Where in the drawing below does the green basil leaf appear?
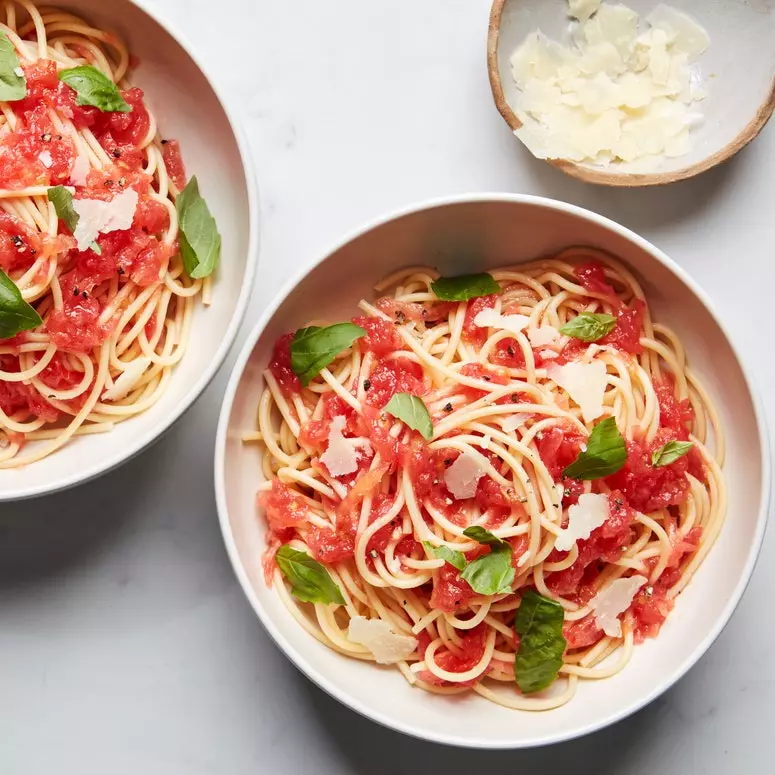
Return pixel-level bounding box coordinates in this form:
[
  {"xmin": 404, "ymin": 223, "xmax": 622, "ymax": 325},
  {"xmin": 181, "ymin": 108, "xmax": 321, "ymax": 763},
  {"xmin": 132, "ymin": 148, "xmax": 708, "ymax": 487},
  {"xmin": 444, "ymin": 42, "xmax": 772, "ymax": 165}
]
[
  {"xmin": 563, "ymin": 417, "xmax": 627, "ymax": 480},
  {"xmin": 463, "ymin": 525, "xmax": 505, "ymax": 546},
  {"xmin": 176, "ymin": 176, "xmax": 221, "ymax": 279},
  {"xmin": 47, "ymin": 186, "xmax": 101, "ymax": 255},
  {"xmin": 514, "ymin": 589, "xmax": 566, "ymax": 694},
  {"xmin": 431, "ymin": 272, "xmax": 500, "ymax": 301},
  {"xmin": 58, "ymin": 65, "xmax": 131, "ymax": 112},
  {"xmin": 0, "ymin": 32, "xmax": 26, "ymax": 102},
  {"xmin": 460, "ymin": 526, "xmax": 515, "ymax": 595},
  {"xmin": 385, "ymin": 393, "xmax": 433, "ymax": 440},
  {"xmin": 423, "ymin": 541, "xmax": 466, "ymax": 571},
  {"xmin": 652, "ymin": 439, "xmax": 694, "ymax": 467},
  {"xmin": 0, "ymin": 268, "xmax": 42, "ymax": 338},
  {"xmin": 290, "ymin": 323, "xmax": 366, "ymax": 386},
  {"xmin": 559, "ymin": 312, "xmax": 617, "ymax": 343},
  {"xmin": 275, "ymin": 545, "xmax": 345, "ymax": 605}
]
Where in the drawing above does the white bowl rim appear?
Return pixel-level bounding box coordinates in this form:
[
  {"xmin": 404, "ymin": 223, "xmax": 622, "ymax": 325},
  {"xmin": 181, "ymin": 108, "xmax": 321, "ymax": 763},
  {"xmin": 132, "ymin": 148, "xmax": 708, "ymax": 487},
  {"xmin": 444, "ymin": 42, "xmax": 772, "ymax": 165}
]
[
  {"xmin": 214, "ymin": 192, "xmax": 770, "ymax": 749},
  {"xmin": 1, "ymin": 0, "xmax": 261, "ymax": 502}
]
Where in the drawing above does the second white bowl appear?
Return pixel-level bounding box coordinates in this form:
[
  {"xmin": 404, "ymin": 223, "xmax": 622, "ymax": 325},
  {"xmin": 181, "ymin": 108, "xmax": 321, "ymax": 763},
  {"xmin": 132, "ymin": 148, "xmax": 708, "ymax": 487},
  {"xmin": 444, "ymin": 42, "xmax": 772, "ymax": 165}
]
[{"xmin": 215, "ymin": 195, "xmax": 768, "ymax": 748}]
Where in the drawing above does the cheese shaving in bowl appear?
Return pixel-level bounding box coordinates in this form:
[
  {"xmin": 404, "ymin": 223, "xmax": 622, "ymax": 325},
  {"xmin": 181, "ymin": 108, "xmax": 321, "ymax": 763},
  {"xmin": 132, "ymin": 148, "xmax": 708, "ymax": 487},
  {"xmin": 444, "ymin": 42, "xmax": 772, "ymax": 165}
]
[{"xmin": 510, "ymin": 0, "xmax": 710, "ymax": 168}]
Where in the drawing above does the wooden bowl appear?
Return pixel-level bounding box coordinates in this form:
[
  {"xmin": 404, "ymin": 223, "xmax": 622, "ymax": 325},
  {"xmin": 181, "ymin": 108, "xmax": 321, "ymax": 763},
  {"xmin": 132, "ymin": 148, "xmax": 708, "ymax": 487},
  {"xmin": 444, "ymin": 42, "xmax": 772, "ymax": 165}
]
[{"xmin": 487, "ymin": 0, "xmax": 775, "ymax": 187}]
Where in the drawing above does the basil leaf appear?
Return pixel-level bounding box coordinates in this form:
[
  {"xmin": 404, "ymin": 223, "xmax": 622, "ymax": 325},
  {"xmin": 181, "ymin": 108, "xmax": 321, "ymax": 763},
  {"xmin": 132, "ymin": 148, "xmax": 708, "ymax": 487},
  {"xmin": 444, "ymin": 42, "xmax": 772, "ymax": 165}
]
[
  {"xmin": 290, "ymin": 323, "xmax": 366, "ymax": 386},
  {"xmin": 563, "ymin": 417, "xmax": 627, "ymax": 480},
  {"xmin": 514, "ymin": 589, "xmax": 566, "ymax": 694},
  {"xmin": 423, "ymin": 541, "xmax": 466, "ymax": 571},
  {"xmin": 176, "ymin": 176, "xmax": 221, "ymax": 279},
  {"xmin": 385, "ymin": 393, "xmax": 433, "ymax": 440},
  {"xmin": 0, "ymin": 32, "xmax": 26, "ymax": 102},
  {"xmin": 460, "ymin": 526, "xmax": 515, "ymax": 595},
  {"xmin": 0, "ymin": 268, "xmax": 42, "ymax": 338},
  {"xmin": 275, "ymin": 545, "xmax": 345, "ymax": 605},
  {"xmin": 431, "ymin": 273, "xmax": 500, "ymax": 301},
  {"xmin": 58, "ymin": 65, "xmax": 131, "ymax": 112},
  {"xmin": 652, "ymin": 440, "xmax": 694, "ymax": 467},
  {"xmin": 47, "ymin": 186, "xmax": 101, "ymax": 255},
  {"xmin": 559, "ymin": 312, "xmax": 617, "ymax": 343}
]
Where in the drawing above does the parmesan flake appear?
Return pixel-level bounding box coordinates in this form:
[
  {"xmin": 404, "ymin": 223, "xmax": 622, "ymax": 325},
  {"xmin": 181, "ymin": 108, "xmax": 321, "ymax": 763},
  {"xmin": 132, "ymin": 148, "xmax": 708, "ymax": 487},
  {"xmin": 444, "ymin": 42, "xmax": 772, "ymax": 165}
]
[
  {"xmin": 320, "ymin": 416, "xmax": 372, "ymax": 478},
  {"xmin": 502, "ymin": 413, "xmax": 530, "ymax": 432},
  {"xmin": 591, "ymin": 575, "xmax": 648, "ymax": 637},
  {"xmin": 555, "ymin": 492, "xmax": 609, "ymax": 552},
  {"xmin": 474, "ymin": 308, "xmax": 530, "ymax": 336},
  {"xmin": 38, "ymin": 150, "xmax": 53, "ymax": 169},
  {"xmin": 102, "ymin": 358, "xmax": 151, "ymax": 402},
  {"xmin": 527, "ymin": 325, "xmax": 560, "ymax": 348},
  {"xmin": 72, "ymin": 188, "xmax": 139, "ymax": 252},
  {"xmin": 70, "ymin": 154, "xmax": 90, "ymax": 187},
  {"xmin": 444, "ymin": 452, "xmax": 487, "ymax": 500},
  {"xmin": 547, "ymin": 360, "xmax": 608, "ymax": 422},
  {"xmin": 348, "ymin": 616, "xmax": 417, "ymax": 664}
]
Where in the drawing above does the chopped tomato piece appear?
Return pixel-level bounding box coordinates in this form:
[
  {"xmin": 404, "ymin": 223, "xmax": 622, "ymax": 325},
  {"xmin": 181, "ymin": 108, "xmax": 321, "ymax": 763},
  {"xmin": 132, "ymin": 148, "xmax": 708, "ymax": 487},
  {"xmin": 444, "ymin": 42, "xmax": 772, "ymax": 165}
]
[
  {"xmin": 161, "ymin": 139, "xmax": 187, "ymax": 191},
  {"xmin": 462, "ymin": 295, "xmax": 497, "ymax": 348},
  {"xmin": 0, "ymin": 357, "xmax": 58, "ymax": 422},
  {"xmin": 364, "ymin": 357, "xmax": 425, "ymax": 409},
  {"xmin": 268, "ymin": 332, "xmax": 301, "ymax": 396},
  {"xmin": 259, "ymin": 480, "xmax": 310, "ymax": 534},
  {"xmin": 575, "ymin": 262, "xmax": 617, "ymax": 299},
  {"xmin": 352, "ymin": 316, "xmax": 402, "ymax": 357}
]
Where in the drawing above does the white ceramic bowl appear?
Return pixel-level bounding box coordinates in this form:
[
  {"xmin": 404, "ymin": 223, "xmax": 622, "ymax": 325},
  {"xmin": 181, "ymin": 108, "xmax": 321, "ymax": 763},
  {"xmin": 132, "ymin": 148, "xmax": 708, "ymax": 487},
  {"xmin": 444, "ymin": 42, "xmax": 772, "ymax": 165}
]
[
  {"xmin": 215, "ymin": 195, "xmax": 768, "ymax": 748},
  {"xmin": 488, "ymin": 0, "xmax": 775, "ymax": 186},
  {"xmin": 0, "ymin": 0, "xmax": 259, "ymax": 501}
]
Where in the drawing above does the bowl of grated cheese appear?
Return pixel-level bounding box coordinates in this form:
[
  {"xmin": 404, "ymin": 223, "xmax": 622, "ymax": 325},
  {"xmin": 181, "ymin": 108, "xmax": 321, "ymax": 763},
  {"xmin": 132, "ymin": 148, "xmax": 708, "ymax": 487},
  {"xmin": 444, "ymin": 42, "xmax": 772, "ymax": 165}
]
[{"xmin": 487, "ymin": 0, "xmax": 775, "ymax": 186}]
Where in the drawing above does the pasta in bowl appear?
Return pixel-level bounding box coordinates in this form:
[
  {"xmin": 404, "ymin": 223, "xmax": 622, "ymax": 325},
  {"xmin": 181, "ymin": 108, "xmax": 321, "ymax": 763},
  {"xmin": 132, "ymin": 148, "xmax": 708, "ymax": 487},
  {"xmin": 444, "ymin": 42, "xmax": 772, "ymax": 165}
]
[
  {"xmin": 0, "ymin": 0, "xmax": 257, "ymax": 499},
  {"xmin": 216, "ymin": 196, "xmax": 767, "ymax": 747}
]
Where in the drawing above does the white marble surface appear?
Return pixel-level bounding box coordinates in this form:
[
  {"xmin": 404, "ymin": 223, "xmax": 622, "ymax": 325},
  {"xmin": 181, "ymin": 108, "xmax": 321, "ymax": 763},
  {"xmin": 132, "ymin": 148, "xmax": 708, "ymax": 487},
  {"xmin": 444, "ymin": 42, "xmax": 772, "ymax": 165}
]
[{"xmin": 1, "ymin": 0, "xmax": 773, "ymax": 771}]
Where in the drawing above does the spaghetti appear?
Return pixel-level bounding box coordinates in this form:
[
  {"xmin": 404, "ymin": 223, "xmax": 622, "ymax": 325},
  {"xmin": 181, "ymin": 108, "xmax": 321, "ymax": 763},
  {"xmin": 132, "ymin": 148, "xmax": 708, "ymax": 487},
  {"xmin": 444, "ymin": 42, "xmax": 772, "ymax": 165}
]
[
  {"xmin": 251, "ymin": 250, "xmax": 725, "ymax": 711},
  {"xmin": 0, "ymin": 1, "xmax": 215, "ymax": 467}
]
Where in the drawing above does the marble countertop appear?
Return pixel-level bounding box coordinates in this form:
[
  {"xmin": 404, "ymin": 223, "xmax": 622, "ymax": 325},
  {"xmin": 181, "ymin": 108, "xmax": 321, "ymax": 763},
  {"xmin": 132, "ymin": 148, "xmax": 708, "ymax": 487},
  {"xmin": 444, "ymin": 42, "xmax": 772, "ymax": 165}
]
[{"xmin": 2, "ymin": 0, "xmax": 773, "ymax": 771}]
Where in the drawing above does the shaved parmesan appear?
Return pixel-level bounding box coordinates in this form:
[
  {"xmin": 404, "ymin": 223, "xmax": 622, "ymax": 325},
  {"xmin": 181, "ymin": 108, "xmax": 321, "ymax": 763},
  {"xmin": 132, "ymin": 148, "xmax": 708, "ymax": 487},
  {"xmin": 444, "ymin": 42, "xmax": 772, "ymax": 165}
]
[
  {"xmin": 348, "ymin": 616, "xmax": 417, "ymax": 664},
  {"xmin": 70, "ymin": 154, "xmax": 90, "ymax": 187},
  {"xmin": 102, "ymin": 358, "xmax": 151, "ymax": 402},
  {"xmin": 547, "ymin": 360, "xmax": 607, "ymax": 422},
  {"xmin": 592, "ymin": 575, "xmax": 647, "ymax": 637},
  {"xmin": 527, "ymin": 325, "xmax": 560, "ymax": 348},
  {"xmin": 568, "ymin": 0, "xmax": 602, "ymax": 23},
  {"xmin": 555, "ymin": 492, "xmax": 609, "ymax": 552},
  {"xmin": 320, "ymin": 415, "xmax": 372, "ymax": 478},
  {"xmin": 445, "ymin": 452, "xmax": 486, "ymax": 500},
  {"xmin": 38, "ymin": 150, "xmax": 53, "ymax": 169},
  {"xmin": 502, "ymin": 413, "xmax": 530, "ymax": 432},
  {"xmin": 510, "ymin": 1, "xmax": 710, "ymax": 167},
  {"xmin": 13, "ymin": 66, "xmax": 23, "ymax": 77},
  {"xmin": 474, "ymin": 308, "xmax": 530, "ymax": 337},
  {"xmin": 647, "ymin": 4, "xmax": 710, "ymax": 61},
  {"xmin": 72, "ymin": 188, "xmax": 139, "ymax": 251}
]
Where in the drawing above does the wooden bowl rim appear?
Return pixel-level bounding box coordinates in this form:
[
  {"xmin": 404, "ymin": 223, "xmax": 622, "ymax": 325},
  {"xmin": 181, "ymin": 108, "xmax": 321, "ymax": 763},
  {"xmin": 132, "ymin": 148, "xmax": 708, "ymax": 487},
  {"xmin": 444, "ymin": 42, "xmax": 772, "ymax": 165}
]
[{"xmin": 486, "ymin": 0, "xmax": 775, "ymax": 187}]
